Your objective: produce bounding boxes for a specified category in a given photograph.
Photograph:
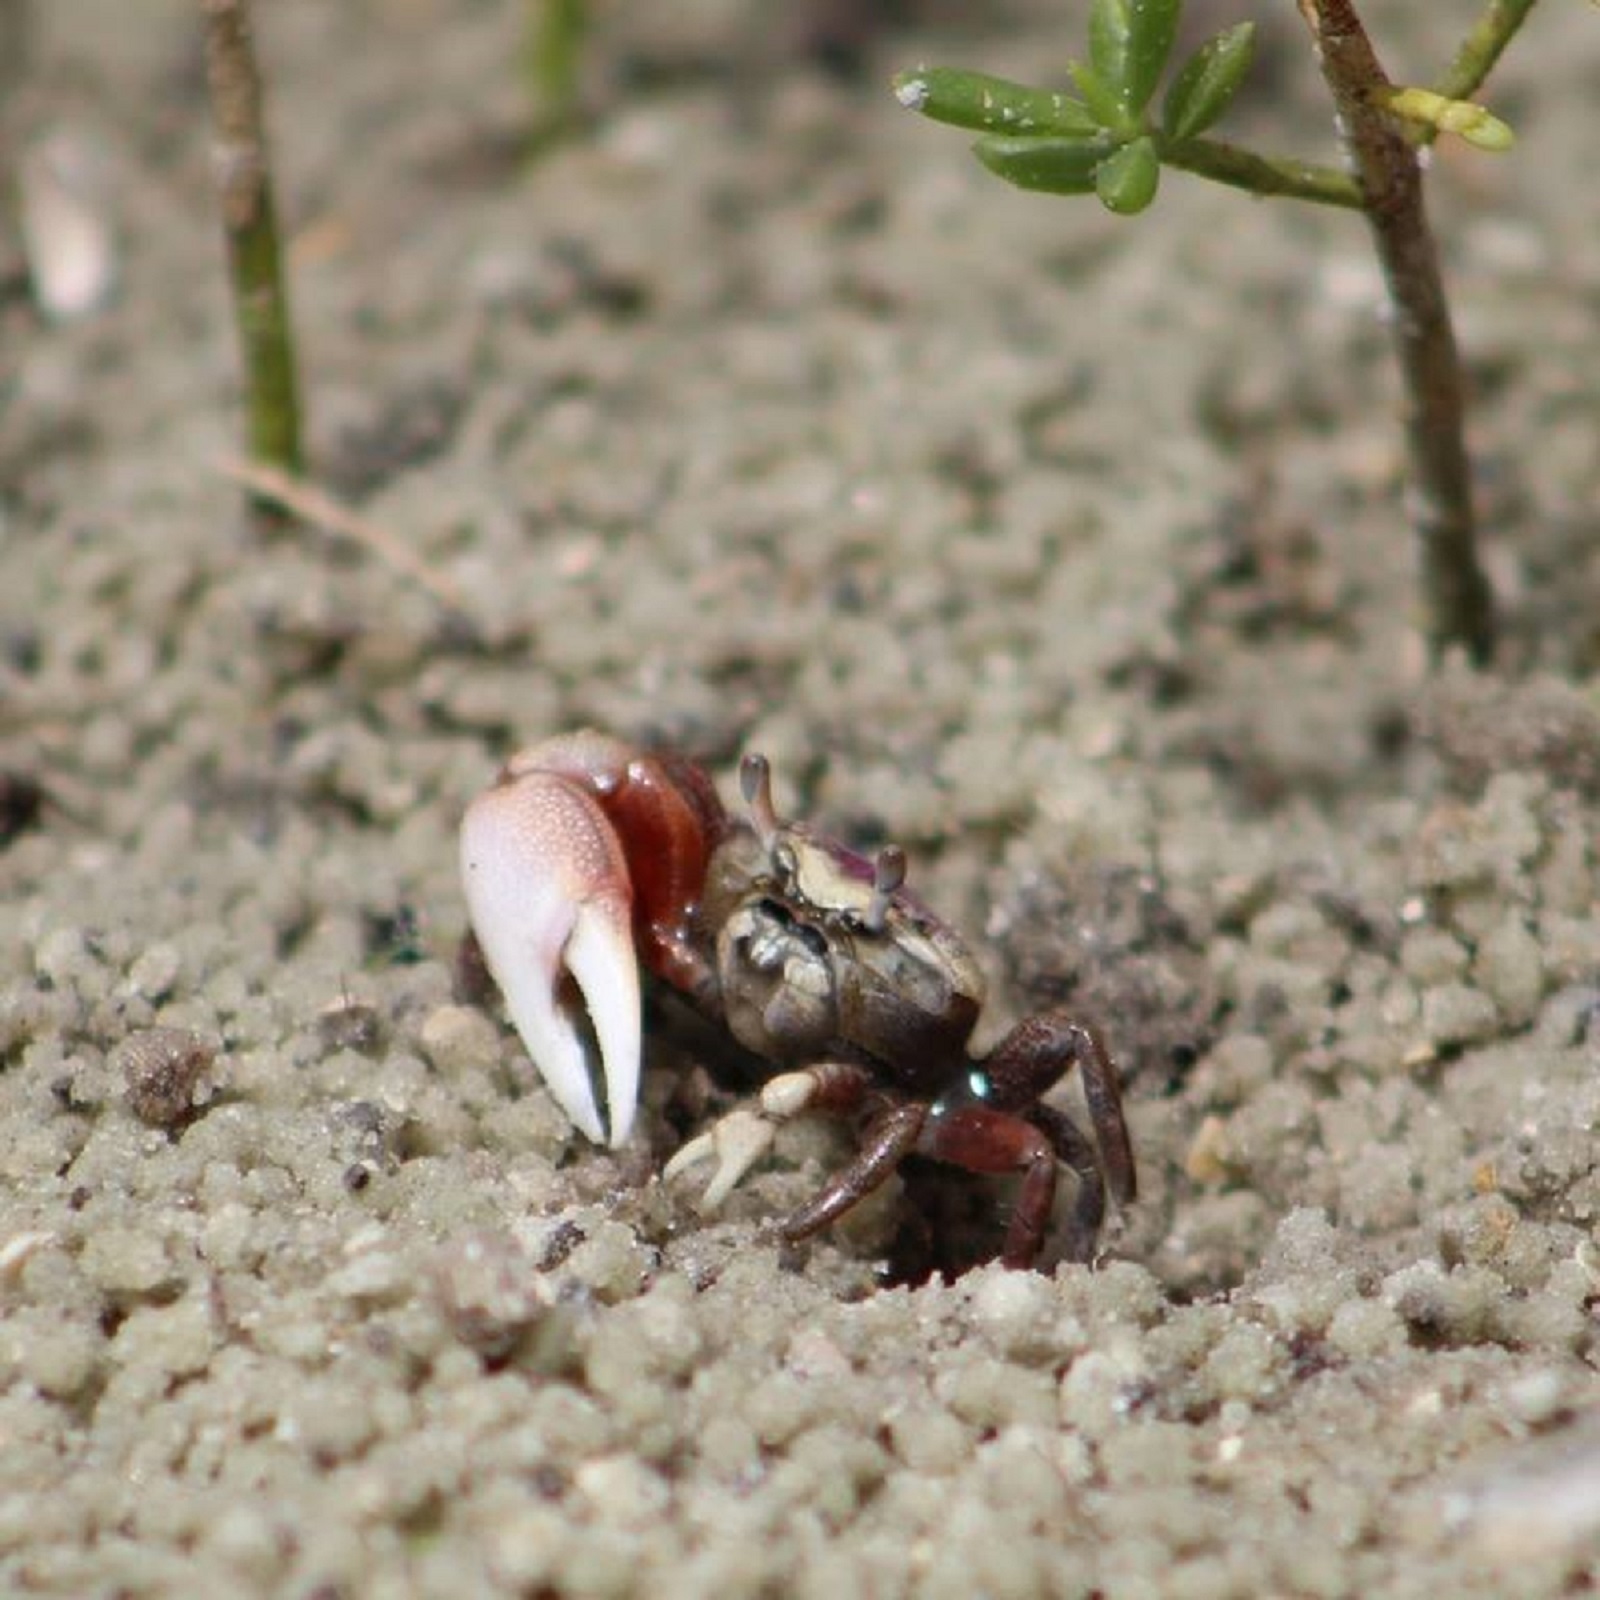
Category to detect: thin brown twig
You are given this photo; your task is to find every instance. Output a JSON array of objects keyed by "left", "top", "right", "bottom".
[
  {"left": 217, "top": 456, "right": 471, "bottom": 617},
  {"left": 1295, "top": 0, "right": 1495, "bottom": 663}
]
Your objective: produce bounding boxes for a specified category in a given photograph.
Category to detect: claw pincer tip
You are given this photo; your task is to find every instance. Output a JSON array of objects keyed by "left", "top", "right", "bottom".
[{"left": 460, "top": 770, "right": 642, "bottom": 1148}]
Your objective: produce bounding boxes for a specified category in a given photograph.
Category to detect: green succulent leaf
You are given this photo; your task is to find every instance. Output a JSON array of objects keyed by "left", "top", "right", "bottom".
[
  {"left": 1162, "top": 22, "right": 1256, "bottom": 142},
  {"left": 974, "top": 133, "right": 1117, "bottom": 195},
  {"left": 892, "top": 67, "right": 1099, "bottom": 137},
  {"left": 1089, "top": 0, "right": 1181, "bottom": 118},
  {"left": 1094, "top": 135, "right": 1160, "bottom": 212},
  {"left": 1068, "top": 59, "right": 1130, "bottom": 131}
]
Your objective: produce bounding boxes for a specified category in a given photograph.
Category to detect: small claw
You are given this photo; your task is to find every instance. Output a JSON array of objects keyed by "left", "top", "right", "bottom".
[
  {"left": 663, "top": 1109, "right": 777, "bottom": 1212},
  {"left": 663, "top": 1070, "right": 828, "bottom": 1213},
  {"left": 660, "top": 1132, "right": 714, "bottom": 1185},
  {"left": 460, "top": 768, "right": 641, "bottom": 1147}
]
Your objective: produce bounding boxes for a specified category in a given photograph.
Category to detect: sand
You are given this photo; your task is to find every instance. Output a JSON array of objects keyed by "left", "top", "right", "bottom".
[{"left": 2, "top": 1, "right": 1598, "bottom": 1594}]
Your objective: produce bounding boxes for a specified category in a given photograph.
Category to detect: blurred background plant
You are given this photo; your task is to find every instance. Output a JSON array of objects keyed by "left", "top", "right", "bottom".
[
  {"left": 525, "top": 0, "right": 589, "bottom": 142},
  {"left": 200, "top": 0, "right": 303, "bottom": 486}
]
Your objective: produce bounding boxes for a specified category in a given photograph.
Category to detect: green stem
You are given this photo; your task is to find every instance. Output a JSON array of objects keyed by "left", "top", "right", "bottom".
[
  {"left": 200, "top": 0, "right": 303, "bottom": 478},
  {"left": 526, "top": 0, "right": 588, "bottom": 131},
  {"left": 1160, "top": 136, "right": 1362, "bottom": 208},
  {"left": 1433, "top": 0, "right": 1540, "bottom": 106},
  {"left": 1296, "top": 0, "right": 1494, "bottom": 663}
]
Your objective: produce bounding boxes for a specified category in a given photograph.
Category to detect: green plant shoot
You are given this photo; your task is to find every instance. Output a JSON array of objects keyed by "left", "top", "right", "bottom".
[{"left": 894, "top": 0, "right": 1541, "bottom": 662}]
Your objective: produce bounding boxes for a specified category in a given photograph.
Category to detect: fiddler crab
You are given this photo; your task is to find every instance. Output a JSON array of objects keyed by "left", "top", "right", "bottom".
[{"left": 459, "top": 730, "right": 1136, "bottom": 1270}]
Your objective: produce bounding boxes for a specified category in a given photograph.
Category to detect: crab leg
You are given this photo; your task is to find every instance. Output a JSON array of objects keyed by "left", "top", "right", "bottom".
[
  {"left": 460, "top": 768, "right": 641, "bottom": 1147},
  {"left": 663, "top": 1062, "right": 877, "bottom": 1211}
]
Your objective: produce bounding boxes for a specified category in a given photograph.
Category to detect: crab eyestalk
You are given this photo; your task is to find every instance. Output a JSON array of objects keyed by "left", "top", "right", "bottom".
[
  {"left": 739, "top": 752, "right": 781, "bottom": 850},
  {"left": 863, "top": 845, "right": 907, "bottom": 934}
]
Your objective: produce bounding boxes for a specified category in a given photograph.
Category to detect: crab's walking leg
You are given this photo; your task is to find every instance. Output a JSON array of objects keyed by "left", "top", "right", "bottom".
[
  {"left": 460, "top": 769, "right": 641, "bottom": 1147},
  {"left": 1029, "top": 1103, "right": 1107, "bottom": 1265},
  {"left": 913, "top": 1016, "right": 1136, "bottom": 1267},
  {"left": 984, "top": 1014, "right": 1138, "bottom": 1208},
  {"left": 776, "top": 1098, "right": 929, "bottom": 1245},
  {"left": 915, "top": 1099, "right": 1066, "bottom": 1269}
]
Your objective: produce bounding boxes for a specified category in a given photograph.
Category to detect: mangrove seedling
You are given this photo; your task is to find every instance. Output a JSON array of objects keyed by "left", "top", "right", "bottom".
[{"left": 896, "top": 0, "right": 1541, "bottom": 664}]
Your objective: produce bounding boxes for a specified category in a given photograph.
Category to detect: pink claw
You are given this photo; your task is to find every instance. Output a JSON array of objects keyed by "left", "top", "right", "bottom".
[{"left": 459, "top": 765, "right": 642, "bottom": 1147}]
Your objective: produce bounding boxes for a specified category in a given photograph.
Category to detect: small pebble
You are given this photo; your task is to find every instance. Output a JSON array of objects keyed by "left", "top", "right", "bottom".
[
  {"left": 1420, "top": 983, "right": 1499, "bottom": 1049},
  {"left": 420, "top": 1004, "right": 502, "bottom": 1074},
  {"left": 34, "top": 927, "right": 99, "bottom": 989},
  {"left": 1501, "top": 1367, "right": 1571, "bottom": 1428},
  {"left": 18, "top": 129, "right": 118, "bottom": 320},
  {"left": 433, "top": 1230, "right": 554, "bottom": 1361},
  {"left": 318, "top": 998, "right": 384, "bottom": 1054},
  {"left": 1472, "top": 914, "right": 1545, "bottom": 1025},
  {"left": 1184, "top": 1114, "right": 1236, "bottom": 1186},
  {"left": 115, "top": 1026, "right": 216, "bottom": 1127},
  {"left": 126, "top": 943, "right": 181, "bottom": 1001}
]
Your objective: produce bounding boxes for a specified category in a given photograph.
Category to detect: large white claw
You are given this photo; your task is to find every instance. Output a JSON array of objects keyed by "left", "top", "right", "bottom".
[{"left": 460, "top": 770, "right": 641, "bottom": 1148}]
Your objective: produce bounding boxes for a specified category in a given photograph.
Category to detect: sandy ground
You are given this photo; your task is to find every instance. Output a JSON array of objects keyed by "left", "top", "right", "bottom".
[{"left": 2, "top": 1, "right": 1599, "bottom": 1595}]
